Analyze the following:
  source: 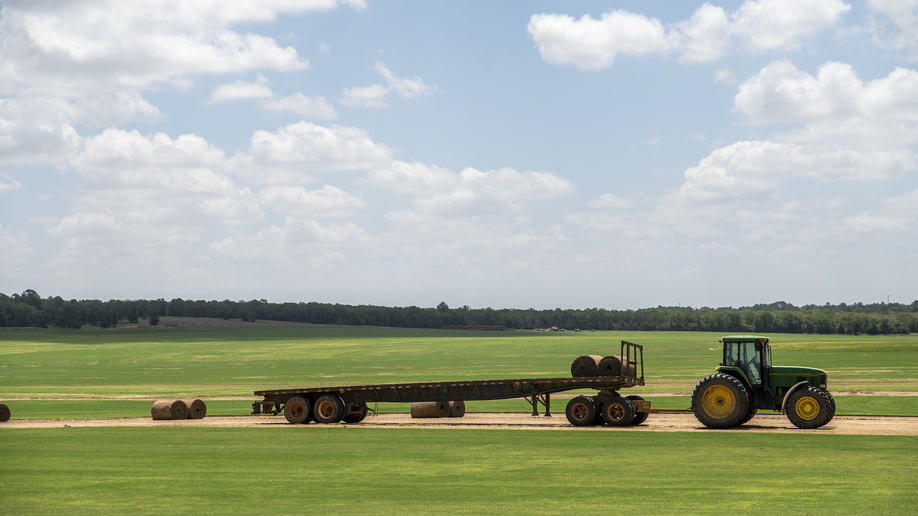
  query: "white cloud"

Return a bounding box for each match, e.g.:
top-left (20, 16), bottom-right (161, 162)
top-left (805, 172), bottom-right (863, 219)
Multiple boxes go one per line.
top-left (527, 11), bottom-right (672, 70)
top-left (399, 167), bottom-right (574, 219)
top-left (209, 75), bottom-right (275, 103)
top-left (341, 84), bottom-right (389, 108)
top-left (527, 0), bottom-right (851, 69)
top-left (0, 172), bottom-right (23, 194)
top-left (729, 0), bottom-right (850, 52)
top-left (0, 1), bottom-right (360, 167)
top-left (867, 0), bottom-right (918, 57)
top-left (260, 93), bottom-right (337, 119)
top-left (680, 61), bottom-right (918, 202)
top-left (843, 212), bottom-right (911, 233)
top-left (587, 193), bottom-right (633, 209)
top-left (226, 122), bottom-right (394, 183)
top-left (341, 62), bottom-right (437, 108)
top-left (368, 161), bottom-right (459, 194)
top-left (257, 185), bottom-right (366, 217)
top-left (209, 76), bottom-right (337, 119)
top-left (0, 223), bottom-right (32, 278)
top-left (734, 61), bottom-right (918, 125)
top-left (672, 3), bottom-right (731, 63)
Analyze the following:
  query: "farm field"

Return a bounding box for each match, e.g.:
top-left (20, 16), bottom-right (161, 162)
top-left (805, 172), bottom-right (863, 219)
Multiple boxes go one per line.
top-left (1, 326), bottom-right (916, 399)
top-left (1, 427), bottom-right (915, 515)
top-left (2, 326), bottom-right (916, 515)
top-left (3, 395), bottom-right (918, 420)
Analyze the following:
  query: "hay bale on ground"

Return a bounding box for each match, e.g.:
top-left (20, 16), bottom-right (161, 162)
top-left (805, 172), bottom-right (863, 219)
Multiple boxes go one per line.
top-left (449, 400), bottom-right (466, 417)
top-left (570, 355), bottom-right (603, 377)
top-left (598, 356), bottom-right (637, 377)
top-left (182, 399), bottom-right (207, 419)
top-left (410, 401), bottom-right (450, 418)
top-left (151, 399), bottom-right (188, 420)
top-left (0, 403), bottom-right (10, 422)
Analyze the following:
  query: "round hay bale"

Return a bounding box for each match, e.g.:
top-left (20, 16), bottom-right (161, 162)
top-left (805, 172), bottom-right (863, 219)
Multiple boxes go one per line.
top-left (598, 356), bottom-right (638, 377)
top-left (0, 403), bottom-right (10, 422)
top-left (449, 400), bottom-right (466, 417)
top-left (570, 355), bottom-right (603, 377)
top-left (182, 399), bottom-right (207, 419)
top-left (151, 399), bottom-right (188, 420)
top-left (410, 401), bottom-right (450, 418)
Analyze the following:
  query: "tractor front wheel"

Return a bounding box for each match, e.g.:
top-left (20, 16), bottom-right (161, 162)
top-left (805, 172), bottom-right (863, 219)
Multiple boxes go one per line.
top-left (786, 387), bottom-right (834, 429)
top-left (691, 374), bottom-right (750, 429)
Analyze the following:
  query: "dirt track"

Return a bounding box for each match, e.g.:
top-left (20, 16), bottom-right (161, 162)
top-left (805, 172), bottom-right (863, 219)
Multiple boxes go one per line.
top-left (2, 412), bottom-right (915, 435)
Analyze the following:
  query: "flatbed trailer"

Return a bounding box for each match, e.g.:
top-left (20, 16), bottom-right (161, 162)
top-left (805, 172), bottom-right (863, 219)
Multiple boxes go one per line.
top-left (252, 341), bottom-right (684, 426)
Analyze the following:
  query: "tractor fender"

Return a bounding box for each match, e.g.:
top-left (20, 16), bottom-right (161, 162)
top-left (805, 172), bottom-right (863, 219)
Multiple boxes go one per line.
top-left (781, 381), bottom-right (811, 415)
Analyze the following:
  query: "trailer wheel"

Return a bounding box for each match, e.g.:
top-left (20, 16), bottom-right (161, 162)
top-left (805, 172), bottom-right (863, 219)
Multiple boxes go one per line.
top-left (565, 396), bottom-right (597, 427)
top-left (284, 396), bottom-right (311, 424)
top-left (602, 397), bottom-right (635, 426)
top-left (625, 395), bottom-right (648, 425)
top-left (786, 387), bottom-right (833, 429)
top-left (691, 373), bottom-right (750, 429)
top-left (314, 395), bottom-right (346, 424)
top-left (342, 402), bottom-right (368, 424)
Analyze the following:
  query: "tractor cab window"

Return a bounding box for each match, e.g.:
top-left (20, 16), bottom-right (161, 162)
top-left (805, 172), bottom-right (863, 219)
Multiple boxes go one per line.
top-left (724, 341), bottom-right (762, 385)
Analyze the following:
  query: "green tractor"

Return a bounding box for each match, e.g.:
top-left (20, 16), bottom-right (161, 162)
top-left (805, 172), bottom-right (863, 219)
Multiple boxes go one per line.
top-left (691, 335), bottom-right (836, 429)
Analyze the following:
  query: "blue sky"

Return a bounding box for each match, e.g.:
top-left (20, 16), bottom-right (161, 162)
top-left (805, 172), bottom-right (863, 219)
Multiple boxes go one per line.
top-left (1, 0), bottom-right (916, 309)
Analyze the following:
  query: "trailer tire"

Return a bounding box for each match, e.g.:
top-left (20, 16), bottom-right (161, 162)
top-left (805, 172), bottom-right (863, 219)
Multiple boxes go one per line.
top-left (691, 373), bottom-right (750, 429)
top-left (602, 397), bottom-right (635, 426)
top-left (565, 396), bottom-right (597, 427)
top-left (314, 395), bottom-right (346, 424)
top-left (625, 395), bottom-right (648, 425)
top-left (786, 387), bottom-right (833, 429)
top-left (284, 396), bottom-right (311, 424)
top-left (342, 402), bottom-right (368, 424)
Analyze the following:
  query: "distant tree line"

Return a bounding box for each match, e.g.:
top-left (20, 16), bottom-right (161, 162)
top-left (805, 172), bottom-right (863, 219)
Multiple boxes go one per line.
top-left (2, 289), bottom-right (917, 335)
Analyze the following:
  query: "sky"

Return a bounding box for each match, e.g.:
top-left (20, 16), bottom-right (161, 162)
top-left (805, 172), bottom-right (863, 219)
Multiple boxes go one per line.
top-left (0, 0), bottom-right (916, 310)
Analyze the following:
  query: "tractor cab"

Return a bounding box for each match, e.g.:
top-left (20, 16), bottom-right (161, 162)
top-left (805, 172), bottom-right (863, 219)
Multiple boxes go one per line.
top-left (716, 335), bottom-right (775, 409)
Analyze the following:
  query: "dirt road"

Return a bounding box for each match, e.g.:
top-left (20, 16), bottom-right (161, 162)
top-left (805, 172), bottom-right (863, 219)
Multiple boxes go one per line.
top-left (2, 412), bottom-right (915, 435)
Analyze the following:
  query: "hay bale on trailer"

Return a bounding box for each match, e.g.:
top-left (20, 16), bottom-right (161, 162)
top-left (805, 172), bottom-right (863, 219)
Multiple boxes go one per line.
top-left (570, 355), bottom-right (603, 377)
top-left (182, 399), bottom-right (207, 419)
top-left (449, 400), bottom-right (466, 417)
top-left (598, 355), bottom-right (637, 377)
top-left (0, 403), bottom-right (10, 422)
top-left (151, 400), bottom-right (188, 420)
top-left (410, 401), bottom-right (450, 418)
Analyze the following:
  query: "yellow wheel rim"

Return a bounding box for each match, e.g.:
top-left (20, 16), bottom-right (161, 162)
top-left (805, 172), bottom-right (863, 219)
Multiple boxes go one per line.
top-left (701, 385), bottom-right (736, 419)
top-left (795, 396), bottom-right (820, 420)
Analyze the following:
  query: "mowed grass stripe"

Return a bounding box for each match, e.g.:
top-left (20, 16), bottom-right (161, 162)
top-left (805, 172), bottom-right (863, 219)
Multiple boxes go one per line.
top-left (4, 395), bottom-right (918, 419)
top-left (2, 328), bottom-right (917, 398)
top-left (1, 428), bottom-right (914, 515)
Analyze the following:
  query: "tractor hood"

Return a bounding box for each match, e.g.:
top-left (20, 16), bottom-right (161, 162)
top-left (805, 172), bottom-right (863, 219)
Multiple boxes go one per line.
top-left (770, 366), bottom-right (827, 375)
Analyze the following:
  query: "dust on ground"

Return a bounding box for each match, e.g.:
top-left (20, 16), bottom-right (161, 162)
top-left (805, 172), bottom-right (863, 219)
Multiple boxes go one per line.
top-left (2, 413), bottom-right (916, 436)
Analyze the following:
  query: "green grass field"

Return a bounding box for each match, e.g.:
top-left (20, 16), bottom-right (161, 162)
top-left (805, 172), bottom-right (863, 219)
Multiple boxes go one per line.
top-left (2, 327), bottom-right (916, 515)
top-left (2, 327), bottom-right (916, 398)
top-left (1, 428), bottom-right (915, 515)
top-left (4, 395), bottom-right (918, 420)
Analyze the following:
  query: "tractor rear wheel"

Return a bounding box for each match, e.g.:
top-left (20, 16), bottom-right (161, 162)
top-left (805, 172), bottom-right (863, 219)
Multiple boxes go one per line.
top-left (284, 396), bottom-right (311, 424)
top-left (314, 395), bottom-right (346, 424)
top-left (786, 387), bottom-right (833, 429)
top-left (740, 405), bottom-right (758, 425)
top-left (625, 395), bottom-right (648, 425)
top-left (602, 397), bottom-right (635, 426)
top-left (691, 374), bottom-right (750, 428)
top-left (565, 396), bottom-right (597, 427)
